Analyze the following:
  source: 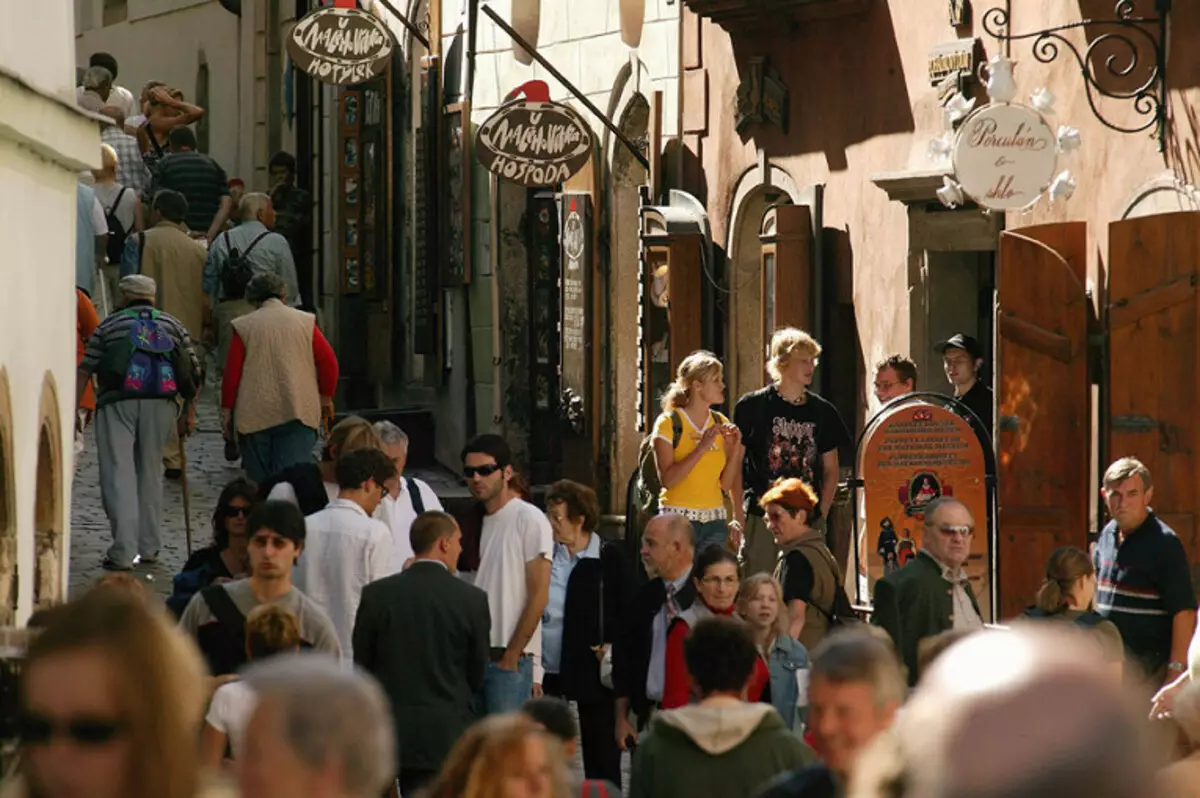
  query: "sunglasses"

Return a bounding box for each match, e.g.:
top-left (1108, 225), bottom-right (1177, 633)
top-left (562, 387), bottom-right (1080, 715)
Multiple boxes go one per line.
top-left (223, 506), bottom-right (251, 518)
top-left (463, 464), bottom-right (502, 478)
top-left (19, 714), bottom-right (126, 746)
top-left (934, 523), bottom-right (974, 538)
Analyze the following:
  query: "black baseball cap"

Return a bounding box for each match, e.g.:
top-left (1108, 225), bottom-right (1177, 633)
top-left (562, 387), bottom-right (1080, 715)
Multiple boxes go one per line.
top-left (935, 333), bottom-right (983, 360)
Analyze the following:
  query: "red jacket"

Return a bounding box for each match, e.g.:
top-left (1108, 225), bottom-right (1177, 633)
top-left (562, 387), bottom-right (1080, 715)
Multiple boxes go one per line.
top-left (662, 602), bottom-right (770, 709)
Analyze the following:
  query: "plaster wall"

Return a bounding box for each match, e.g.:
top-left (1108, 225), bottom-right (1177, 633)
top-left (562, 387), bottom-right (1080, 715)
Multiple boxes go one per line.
top-left (685, 0), bottom-right (1200, 433)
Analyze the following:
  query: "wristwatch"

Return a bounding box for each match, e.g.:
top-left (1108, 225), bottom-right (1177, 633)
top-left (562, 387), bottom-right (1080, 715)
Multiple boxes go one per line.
top-left (1168, 661), bottom-right (1186, 673)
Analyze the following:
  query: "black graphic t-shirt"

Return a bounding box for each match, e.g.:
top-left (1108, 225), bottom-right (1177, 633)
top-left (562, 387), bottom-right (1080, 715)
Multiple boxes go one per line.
top-left (734, 386), bottom-right (850, 511)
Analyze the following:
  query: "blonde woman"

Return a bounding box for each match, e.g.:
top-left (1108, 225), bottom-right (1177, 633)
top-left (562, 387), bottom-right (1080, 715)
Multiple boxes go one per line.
top-left (739, 573), bottom-right (810, 731)
top-left (11, 591), bottom-right (209, 798)
top-left (733, 328), bottom-right (849, 577)
top-left (653, 350), bottom-right (744, 553)
top-left (424, 713), bottom-right (572, 798)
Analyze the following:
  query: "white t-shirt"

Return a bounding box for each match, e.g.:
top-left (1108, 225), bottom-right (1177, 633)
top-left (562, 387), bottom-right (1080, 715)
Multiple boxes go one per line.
top-left (377, 478), bottom-right (444, 572)
top-left (205, 679), bottom-right (258, 759)
top-left (90, 195), bottom-right (108, 236)
top-left (93, 183), bottom-right (137, 235)
top-left (475, 498), bottom-right (553, 655)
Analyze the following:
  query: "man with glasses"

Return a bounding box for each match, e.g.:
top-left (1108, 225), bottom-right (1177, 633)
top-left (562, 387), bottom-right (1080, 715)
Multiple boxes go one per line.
top-left (871, 497), bottom-right (982, 685)
top-left (461, 434), bottom-right (553, 715)
top-left (872, 355), bottom-right (917, 406)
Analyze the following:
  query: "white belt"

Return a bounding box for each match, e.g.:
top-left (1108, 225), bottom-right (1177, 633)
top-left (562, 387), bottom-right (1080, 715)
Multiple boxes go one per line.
top-left (661, 505), bottom-right (727, 523)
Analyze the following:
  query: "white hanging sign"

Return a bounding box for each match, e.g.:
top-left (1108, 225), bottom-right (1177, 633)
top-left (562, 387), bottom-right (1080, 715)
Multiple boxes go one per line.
top-left (951, 103), bottom-right (1058, 211)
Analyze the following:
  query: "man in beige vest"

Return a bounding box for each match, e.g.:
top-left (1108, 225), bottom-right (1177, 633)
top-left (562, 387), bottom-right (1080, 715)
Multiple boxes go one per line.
top-left (128, 188), bottom-right (210, 478)
top-left (221, 272), bottom-right (338, 485)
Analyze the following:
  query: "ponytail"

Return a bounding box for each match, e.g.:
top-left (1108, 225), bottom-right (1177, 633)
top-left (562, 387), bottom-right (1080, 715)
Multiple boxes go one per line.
top-left (1034, 578), bottom-right (1069, 615)
top-left (661, 350), bottom-right (723, 412)
top-left (1035, 546), bottom-right (1094, 615)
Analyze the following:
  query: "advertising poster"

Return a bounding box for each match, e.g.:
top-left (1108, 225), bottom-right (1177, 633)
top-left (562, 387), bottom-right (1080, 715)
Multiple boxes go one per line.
top-left (859, 400), bottom-right (991, 620)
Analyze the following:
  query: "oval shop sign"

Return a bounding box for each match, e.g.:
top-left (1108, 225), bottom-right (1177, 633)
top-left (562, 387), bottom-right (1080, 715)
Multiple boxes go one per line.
top-left (476, 100), bottom-right (593, 188)
top-left (952, 103), bottom-right (1057, 211)
top-left (287, 7), bottom-right (394, 86)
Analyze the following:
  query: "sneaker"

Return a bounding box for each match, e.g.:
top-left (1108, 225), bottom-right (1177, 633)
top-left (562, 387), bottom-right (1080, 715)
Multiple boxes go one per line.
top-left (224, 439), bottom-right (240, 462)
top-left (101, 557), bottom-right (133, 572)
top-left (165, 468), bottom-right (183, 480)
top-left (134, 553), bottom-right (159, 566)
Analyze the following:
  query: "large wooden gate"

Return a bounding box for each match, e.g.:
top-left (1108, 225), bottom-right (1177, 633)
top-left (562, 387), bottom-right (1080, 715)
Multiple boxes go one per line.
top-left (996, 224), bottom-right (1091, 619)
top-left (1107, 212), bottom-right (1200, 581)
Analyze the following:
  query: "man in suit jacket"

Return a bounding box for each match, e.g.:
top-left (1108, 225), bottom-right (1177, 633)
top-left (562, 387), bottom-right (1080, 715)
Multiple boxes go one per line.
top-left (871, 497), bottom-right (983, 685)
top-left (613, 513), bottom-right (696, 751)
top-left (353, 511), bottom-right (490, 796)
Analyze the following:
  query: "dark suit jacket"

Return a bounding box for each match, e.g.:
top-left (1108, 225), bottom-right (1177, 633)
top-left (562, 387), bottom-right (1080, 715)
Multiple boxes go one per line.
top-left (559, 542), bottom-right (632, 703)
top-left (871, 551), bottom-right (980, 686)
top-left (353, 561), bottom-right (490, 772)
top-left (613, 572), bottom-right (696, 721)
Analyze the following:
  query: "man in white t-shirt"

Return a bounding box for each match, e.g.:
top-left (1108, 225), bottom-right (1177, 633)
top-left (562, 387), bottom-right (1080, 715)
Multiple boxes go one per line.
top-left (462, 434), bottom-right (552, 715)
top-left (374, 420), bottom-right (443, 572)
top-left (294, 448), bottom-right (395, 659)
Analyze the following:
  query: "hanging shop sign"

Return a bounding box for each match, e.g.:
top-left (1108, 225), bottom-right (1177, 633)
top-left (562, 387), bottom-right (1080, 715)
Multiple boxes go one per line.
top-left (287, 6), bottom-right (395, 86)
top-left (475, 84), bottom-right (592, 187)
top-left (951, 103), bottom-right (1057, 211)
top-left (859, 400), bottom-right (991, 617)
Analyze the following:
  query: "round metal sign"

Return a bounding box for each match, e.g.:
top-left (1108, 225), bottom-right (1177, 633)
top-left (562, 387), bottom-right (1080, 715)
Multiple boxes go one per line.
top-left (952, 103), bottom-right (1057, 211)
top-left (475, 100), bottom-right (592, 187)
top-left (287, 7), bottom-right (394, 86)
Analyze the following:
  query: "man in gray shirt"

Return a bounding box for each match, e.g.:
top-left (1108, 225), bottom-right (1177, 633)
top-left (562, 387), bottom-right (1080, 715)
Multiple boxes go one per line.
top-left (204, 192), bottom-right (301, 308)
top-left (180, 500), bottom-right (341, 675)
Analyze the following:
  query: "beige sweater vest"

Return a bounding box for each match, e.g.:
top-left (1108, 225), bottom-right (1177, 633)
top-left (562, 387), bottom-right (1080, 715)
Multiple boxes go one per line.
top-left (231, 299), bottom-right (320, 435)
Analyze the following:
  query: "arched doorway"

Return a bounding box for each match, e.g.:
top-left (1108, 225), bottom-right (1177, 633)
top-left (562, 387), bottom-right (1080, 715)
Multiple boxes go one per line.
top-left (0, 373), bottom-right (14, 626)
top-left (33, 380), bottom-right (62, 612)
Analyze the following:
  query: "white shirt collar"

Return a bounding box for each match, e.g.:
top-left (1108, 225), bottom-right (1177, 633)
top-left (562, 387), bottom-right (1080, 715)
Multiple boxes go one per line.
top-left (413, 557), bottom-right (449, 571)
top-left (328, 497), bottom-right (370, 518)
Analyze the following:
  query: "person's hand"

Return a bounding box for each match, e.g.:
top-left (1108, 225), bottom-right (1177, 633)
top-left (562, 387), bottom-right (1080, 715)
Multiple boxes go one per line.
top-left (616, 715), bottom-right (638, 750)
top-left (728, 519), bottom-right (745, 552)
top-left (721, 423), bottom-right (742, 447)
top-left (149, 87), bottom-right (174, 105)
top-left (531, 683), bottom-right (543, 698)
top-left (1152, 671), bottom-right (1189, 719)
top-left (591, 644), bottom-right (609, 663)
top-left (699, 424), bottom-right (722, 450)
top-left (320, 396), bottom-right (335, 431)
top-left (496, 651), bottom-right (520, 672)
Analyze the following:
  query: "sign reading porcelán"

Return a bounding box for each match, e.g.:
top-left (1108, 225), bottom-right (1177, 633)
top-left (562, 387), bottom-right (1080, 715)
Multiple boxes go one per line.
top-left (287, 6), bottom-right (394, 86)
top-left (860, 400), bottom-right (991, 619)
top-left (952, 103), bottom-right (1057, 211)
top-left (476, 81), bottom-right (592, 188)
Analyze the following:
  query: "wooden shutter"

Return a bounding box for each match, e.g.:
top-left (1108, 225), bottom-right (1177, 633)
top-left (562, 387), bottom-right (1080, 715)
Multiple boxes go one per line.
top-left (996, 224), bottom-right (1090, 619)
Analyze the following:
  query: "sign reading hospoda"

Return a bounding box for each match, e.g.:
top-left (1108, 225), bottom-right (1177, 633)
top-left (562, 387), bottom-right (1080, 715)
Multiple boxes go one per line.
top-left (288, 6), bottom-right (394, 86)
top-left (476, 81), bottom-right (592, 188)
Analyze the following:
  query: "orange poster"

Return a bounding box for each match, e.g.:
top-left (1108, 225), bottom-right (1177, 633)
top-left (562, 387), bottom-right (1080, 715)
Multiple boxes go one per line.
top-left (859, 400), bottom-right (991, 620)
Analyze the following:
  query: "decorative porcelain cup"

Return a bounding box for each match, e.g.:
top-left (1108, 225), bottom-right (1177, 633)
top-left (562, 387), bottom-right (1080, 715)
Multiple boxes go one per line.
top-left (979, 54), bottom-right (1017, 103)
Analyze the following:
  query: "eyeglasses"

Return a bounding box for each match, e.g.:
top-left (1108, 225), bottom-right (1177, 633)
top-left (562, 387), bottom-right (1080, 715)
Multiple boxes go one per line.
top-left (934, 524), bottom-right (973, 538)
top-left (701, 576), bottom-right (739, 587)
top-left (223, 506), bottom-right (250, 518)
top-left (463, 464), bottom-right (502, 478)
top-left (19, 714), bottom-right (126, 746)
top-left (874, 381), bottom-right (896, 392)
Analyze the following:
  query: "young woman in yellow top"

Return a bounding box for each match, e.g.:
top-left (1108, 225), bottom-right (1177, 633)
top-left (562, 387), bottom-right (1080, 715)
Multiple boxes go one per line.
top-left (653, 350), bottom-right (745, 553)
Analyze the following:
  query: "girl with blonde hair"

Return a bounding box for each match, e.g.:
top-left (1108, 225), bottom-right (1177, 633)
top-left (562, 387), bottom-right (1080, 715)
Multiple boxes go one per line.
top-left (424, 713), bottom-right (571, 798)
top-left (653, 350), bottom-right (744, 553)
top-left (11, 590), bottom-right (209, 798)
top-left (738, 573), bottom-right (811, 730)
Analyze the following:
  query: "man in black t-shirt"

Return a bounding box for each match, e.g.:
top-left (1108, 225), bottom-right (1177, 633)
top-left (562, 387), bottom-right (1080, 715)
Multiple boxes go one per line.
top-left (935, 332), bottom-right (992, 435)
top-left (734, 328), bottom-right (850, 577)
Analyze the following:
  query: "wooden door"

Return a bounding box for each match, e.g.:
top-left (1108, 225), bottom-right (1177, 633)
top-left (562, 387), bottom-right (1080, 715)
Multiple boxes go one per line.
top-left (996, 224), bottom-right (1090, 619)
top-left (1108, 212), bottom-right (1200, 578)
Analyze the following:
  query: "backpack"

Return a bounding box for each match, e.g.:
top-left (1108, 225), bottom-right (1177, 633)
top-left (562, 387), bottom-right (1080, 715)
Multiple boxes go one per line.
top-left (103, 186), bottom-right (130, 265)
top-left (96, 308), bottom-right (197, 401)
top-left (219, 230), bottom-right (272, 299)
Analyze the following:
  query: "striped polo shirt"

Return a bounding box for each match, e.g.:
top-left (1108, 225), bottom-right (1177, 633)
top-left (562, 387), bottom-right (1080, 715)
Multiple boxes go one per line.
top-left (150, 150), bottom-right (230, 234)
top-left (79, 301), bottom-right (200, 408)
top-left (1093, 511), bottom-right (1195, 676)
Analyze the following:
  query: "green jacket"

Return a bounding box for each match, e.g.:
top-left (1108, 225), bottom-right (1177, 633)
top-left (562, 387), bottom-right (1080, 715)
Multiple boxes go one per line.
top-left (871, 551), bottom-right (980, 685)
top-left (630, 701), bottom-right (816, 798)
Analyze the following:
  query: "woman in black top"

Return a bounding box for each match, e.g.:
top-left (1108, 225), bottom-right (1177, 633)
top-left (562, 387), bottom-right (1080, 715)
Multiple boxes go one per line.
top-left (166, 478), bottom-right (257, 616)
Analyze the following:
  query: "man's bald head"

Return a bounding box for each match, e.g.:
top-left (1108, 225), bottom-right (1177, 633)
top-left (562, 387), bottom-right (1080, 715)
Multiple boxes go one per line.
top-left (640, 513), bottom-right (694, 580)
top-left (852, 629), bottom-right (1152, 798)
top-left (99, 105), bottom-right (125, 129)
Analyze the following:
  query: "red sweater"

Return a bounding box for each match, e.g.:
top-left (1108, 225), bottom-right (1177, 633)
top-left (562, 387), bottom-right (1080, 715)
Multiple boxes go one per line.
top-left (661, 603), bottom-right (770, 709)
top-left (221, 325), bottom-right (339, 410)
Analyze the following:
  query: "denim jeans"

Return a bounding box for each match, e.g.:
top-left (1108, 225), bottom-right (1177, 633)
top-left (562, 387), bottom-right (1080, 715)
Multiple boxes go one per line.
top-left (238, 419), bottom-right (317, 485)
top-left (479, 655), bottom-right (534, 716)
top-left (692, 519), bottom-right (730, 555)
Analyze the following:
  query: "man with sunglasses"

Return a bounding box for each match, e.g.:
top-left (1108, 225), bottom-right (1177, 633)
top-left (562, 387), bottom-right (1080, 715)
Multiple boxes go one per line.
top-left (462, 434), bottom-right (553, 715)
top-left (871, 497), bottom-right (982, 685)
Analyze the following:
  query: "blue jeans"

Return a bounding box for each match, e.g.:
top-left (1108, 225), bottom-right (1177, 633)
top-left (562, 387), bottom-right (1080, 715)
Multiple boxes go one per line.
top-left (479, 655), bottom-right (534, 716)
top-left (693, 519), bottom-right (729, 555)
top-left (239, 420), bottom-right (317, 485)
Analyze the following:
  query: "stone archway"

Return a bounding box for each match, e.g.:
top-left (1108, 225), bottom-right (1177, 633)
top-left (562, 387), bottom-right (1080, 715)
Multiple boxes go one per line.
top-left (0, 371), bottom-right (14, 626)
top-left (33, 377), bottom-right (62, 611)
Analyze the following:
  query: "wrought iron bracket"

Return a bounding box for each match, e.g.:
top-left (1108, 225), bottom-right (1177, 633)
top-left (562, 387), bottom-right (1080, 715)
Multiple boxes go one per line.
top-left (982, 0), bottom-right (1171, 151)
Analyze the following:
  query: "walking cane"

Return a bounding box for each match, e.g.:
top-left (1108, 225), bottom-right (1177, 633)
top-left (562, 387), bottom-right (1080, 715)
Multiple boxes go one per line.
top-left (178, 414), bottom-right (193, 556)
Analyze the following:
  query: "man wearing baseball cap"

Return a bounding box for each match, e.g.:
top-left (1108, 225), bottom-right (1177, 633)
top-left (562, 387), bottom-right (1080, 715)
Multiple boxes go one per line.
top-left (934, 333), bottom-right (992, 433)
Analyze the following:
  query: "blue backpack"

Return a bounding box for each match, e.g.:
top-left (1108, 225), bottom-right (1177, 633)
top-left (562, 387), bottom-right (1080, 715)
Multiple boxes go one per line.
top-left (98, 308), bottom-right (193, 400)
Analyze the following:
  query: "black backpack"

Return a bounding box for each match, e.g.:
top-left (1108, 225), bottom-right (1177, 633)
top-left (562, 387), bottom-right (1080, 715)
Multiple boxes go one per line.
top-left (219, 230), bottom-right (272, 299)
top-left (104, 186), bottom-right (131, 265)
top-left (789, 537), bottom-right (860, 630)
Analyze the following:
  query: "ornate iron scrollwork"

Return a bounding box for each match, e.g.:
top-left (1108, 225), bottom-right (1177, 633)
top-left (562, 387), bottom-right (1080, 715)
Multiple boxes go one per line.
top-left (981, 0), bottom-right (1170, 149)
top-left (559, 387), bottom-right (585, 435)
